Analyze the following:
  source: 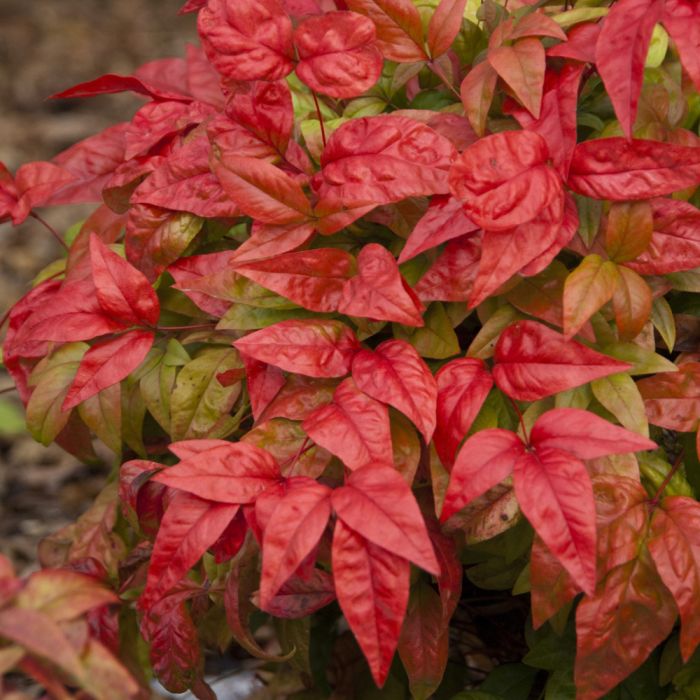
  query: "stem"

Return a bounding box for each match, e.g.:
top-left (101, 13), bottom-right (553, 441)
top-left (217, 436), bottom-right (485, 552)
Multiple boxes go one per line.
top-left (155, 322), bottom-right (217, 332)
top-left (19, 658), bottom-right (74, 700)
top-left (281, 437), bottom-right (312, 473)
top-left (0, 386), bottom-right (17, 395)
top-left (31, 212), bottom-right (69, 252)
top-left (649, 450), bottom-right (684, 507)
top-left (312, 91), bottom-right (327, 149)
top-left (429, 60), bottom-right (461, 99)
top-left (509, 397), bottom-right (528, 443)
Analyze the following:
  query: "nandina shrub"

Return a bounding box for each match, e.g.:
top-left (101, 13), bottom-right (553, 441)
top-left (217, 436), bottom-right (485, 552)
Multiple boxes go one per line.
top-left (2, 0), bottom-right (700, 697)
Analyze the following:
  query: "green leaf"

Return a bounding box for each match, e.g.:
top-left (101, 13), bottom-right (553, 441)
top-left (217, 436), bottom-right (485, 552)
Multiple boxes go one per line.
top-left (217, 303), bottom-right (315, 330)
top-left (479, 663), bottom-right (538, 700)
top-left (394, 303), bottom-right (460, 359)
top-left (467, 305), bottom-right (522, 360)
top-left (139, 349), bottom-right (177, 433)
top-left (78, 383), bottom-right (122, 454)
top-left (26, 343), bottom-right (87, 445)
top-left (601, 342), bottom-right (678, 375)
top-left (651, 297), bottom-right (676, 353)
top-left (591, 373), bottom-right (648, 436)
top-left (0, 399), bottom-right (27, 436)
top-left (170, 346), bottom-right (246, 441)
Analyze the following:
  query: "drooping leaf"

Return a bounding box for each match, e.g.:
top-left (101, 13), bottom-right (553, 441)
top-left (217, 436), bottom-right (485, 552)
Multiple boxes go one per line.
top-left (574, 551), bottom-right (677, 700)
top-left (89, 234), bottom-right (160, 326)
top-left (397, 581), bottom-right (450, 700)
top-left (141, 491), bottom-right (238, 609)
top-left (351, 339), bottom-right (437, 442)
top-left (562, 254), bottom-right (618, 339)
top-left (514, 446), bottom-right (597, 594)
top-left (302, 377), bottom-right (392, 470)
top-left (488, 38), bottom-right (545, 119)
top-left (637, 361), bottom-right (700, 432)
top-left (332, 519), bottom-right (410, 687)
top-left (260, 477), bottom-right (332, 606)
top-left (493, 320), bottom-right (632, 401)
top-left (648, 496), bottom-right (700, 661)
top-left (332, 463), bottom-right (440, 574)
top-left (434, 357), bottom-right (493, 467)
top-left (441, 429), bottom-right (525, 522)
top-left (595, 0), bottom-right (664, 139)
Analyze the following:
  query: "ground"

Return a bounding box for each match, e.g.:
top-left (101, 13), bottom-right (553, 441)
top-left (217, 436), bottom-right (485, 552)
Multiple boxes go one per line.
top-left (0, 0), bottom-right (196, 574)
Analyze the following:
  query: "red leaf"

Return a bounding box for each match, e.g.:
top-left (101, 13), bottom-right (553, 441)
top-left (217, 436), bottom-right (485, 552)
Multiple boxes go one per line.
top-left (397, 582), bottom-right (449, 699)
top-left (488, 38), bottom-right (546, 119)
top-left (625, 198), bottom-right (700, 275)
top-left (547, 22), bottom-right (600, 64)
top-left (530, 535), bottom-right (580, 629)
top-left (506, 64), bottom-right (584, 177)
top-left (460, 61), bottom-right (499, 137)
top-left (637, 362), bottom-right (700, 432)
top-left (529, 408), bottom-right (656, 459)
top-left (302, 377), bottom-right (392, 470)
top-left (595, 0), bottom-right (664, 139)
top-left (514, 446), bottom-right (596, 594)
top-left (234, 319), bottom-right (359, 378)
top-left (257, 568), bottom-right (336, 618)
top-left (434, 357), bottom-right (493, 468)
top-left (414, 235), bottom-right (482, 303)
top-left (449, 130), bottom-right (562, 231)
top-left (648, 496), bottom-right (700, 661)
top-left (89, 234), bottom-right (160, 326)
top-left (225, 79), bottom-right (294, 156)
top-left (663, 0), bottom-right (700, 93)
top-left (229, 221), bottom-right (315, 265)
top-left (398, 195), bottom-right (479, 264)
top-left (492, 320), bottom-right (632, 401)
top-left (241, 354), bottom-right (286, 421)
top-left (213, 155), bottom-right (312, 225)
top-left (427, 0), bottom-right (467, 58)
top-left (352, 339), bottom-right (437, 443)
top-left (62, 330), bottom-right (155, 411)
top-left (131, 137), bottom-right (238, 219)
top-left (235, 248), bottom-right (356, 312)
top-left (259, 477), bottom-right (332, 606)
top-left (332, 519), bottom-right (410, 687)
top-left (152, 442), bottom-right (281, 503)
top-left (198, 0), bottom-right (295, 82)
top-left (313, 116), bottom-right (456, 233)
top-left (467, 196), bottom-right (565, 308)
top-left (332, 464), bottom-right (440, 574)
top-left (441, 429), bottom-right (524, 522)
top-left (142, 588), bottom-right (205, 693)
top-left (51, 73), bottom-right (191, 102)
top-left (141, 492), bottom-right (238, 609)
top-left (338, 243), bottom-right (425, 326)
top-left (344, 0), bottom-right (427, 62)
top-left (567, 138), bottom-right (700, 200)
top-left (574, 553), bottom-right (676, 700)
top-left (179, 0), bottom-right (207, 13)
top-left (294, 11), bottom-right (383, 98)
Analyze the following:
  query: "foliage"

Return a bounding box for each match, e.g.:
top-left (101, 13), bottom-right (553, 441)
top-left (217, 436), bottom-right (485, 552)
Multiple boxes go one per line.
top-left (2, 0), bottom-right (700, 698)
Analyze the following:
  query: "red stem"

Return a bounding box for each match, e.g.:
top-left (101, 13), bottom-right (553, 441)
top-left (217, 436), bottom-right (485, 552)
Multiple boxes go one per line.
top-left (649, 450), bottom-right (685, 507)
top-left (31, 212), bottom-right (69, 252)
top-left (508, 397), bottom-right (529, 443)
top-left (312, 91), bottom-right (327, 149)
top-left (154, 322), bottom-right (217, 332)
